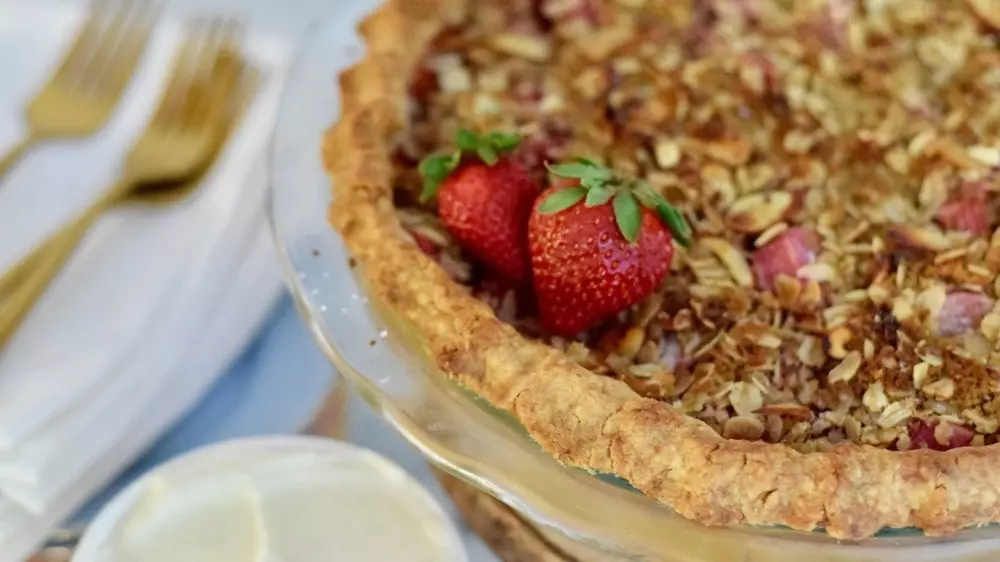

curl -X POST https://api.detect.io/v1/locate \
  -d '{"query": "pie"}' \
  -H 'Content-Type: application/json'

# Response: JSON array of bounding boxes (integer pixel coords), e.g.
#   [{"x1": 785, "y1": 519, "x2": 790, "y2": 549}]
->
[{"x1": 325, "y1": 0, "x2": 1000, "y2": 539}]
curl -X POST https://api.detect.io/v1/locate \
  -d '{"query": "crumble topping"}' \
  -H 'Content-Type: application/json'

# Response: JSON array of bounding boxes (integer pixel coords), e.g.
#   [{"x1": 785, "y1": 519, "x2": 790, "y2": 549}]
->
[{"x1": 393, "y1": 0, "x2": 1000, "y2": 452}]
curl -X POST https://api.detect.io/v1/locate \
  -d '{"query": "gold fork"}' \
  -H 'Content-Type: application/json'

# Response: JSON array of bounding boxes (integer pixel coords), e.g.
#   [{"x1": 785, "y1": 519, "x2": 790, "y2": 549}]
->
[
  {"x1": 0, "y1": 0, "x2": 157, "y2": 185},
  {"x1": 0, "y1": 20, "x2": 251, "y2": 350}
]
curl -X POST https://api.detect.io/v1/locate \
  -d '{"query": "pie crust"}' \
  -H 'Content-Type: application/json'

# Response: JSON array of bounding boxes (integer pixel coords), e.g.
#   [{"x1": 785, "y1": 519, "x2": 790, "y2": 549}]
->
[{"x1": 325, "y1": 0, "x2": 1000, "y2": 539}]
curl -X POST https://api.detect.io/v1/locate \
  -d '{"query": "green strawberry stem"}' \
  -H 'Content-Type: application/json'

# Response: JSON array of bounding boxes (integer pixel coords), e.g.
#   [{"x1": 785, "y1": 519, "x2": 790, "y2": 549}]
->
[
  {"x1": 418, "y1": 129, "x2": 522, "y2": 203},
  {"x1": 540, "y1": 161, "x2": 692, "y2": 247}
]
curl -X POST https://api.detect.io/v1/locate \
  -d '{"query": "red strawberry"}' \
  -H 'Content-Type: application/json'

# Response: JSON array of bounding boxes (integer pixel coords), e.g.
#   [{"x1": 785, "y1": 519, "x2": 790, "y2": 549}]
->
[
  {"x1": 419, "y1": 130, "x2": 540, "y2": 283},
  {"x1": 527, "y1": 161, "x2": 691, "y2": 336}
]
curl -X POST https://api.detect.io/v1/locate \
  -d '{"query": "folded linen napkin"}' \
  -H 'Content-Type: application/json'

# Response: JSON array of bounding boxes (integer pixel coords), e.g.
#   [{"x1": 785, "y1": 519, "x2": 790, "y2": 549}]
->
[
  {"x1": 0, "y1": 2, "x2": 289, "y2": 451},
  {"x1": 0, "y1": 0, "x2": 291, "y2": 521},
  {"x1": 0, "y1": 222, "x2": 283, "y2": 562}
]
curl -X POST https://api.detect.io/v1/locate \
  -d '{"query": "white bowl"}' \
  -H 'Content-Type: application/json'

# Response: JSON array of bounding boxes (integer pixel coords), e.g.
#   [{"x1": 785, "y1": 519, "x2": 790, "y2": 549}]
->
[{"x1": 72, "y1": 436, "x2": 468, "y2": 562}]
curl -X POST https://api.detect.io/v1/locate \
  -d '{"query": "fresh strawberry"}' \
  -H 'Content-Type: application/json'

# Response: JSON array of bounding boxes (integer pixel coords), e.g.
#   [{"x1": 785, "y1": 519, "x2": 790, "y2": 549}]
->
[
  {"x1": 527, "y1": 161, "x2": 691, "y2": 336},
  {"x1": 419, "y1": 130, "x2": 540, "y2": 283}
]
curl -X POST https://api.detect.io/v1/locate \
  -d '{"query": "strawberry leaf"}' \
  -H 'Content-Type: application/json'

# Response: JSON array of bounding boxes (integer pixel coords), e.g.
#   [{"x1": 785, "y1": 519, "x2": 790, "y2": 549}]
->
[
  {"x1": 456, "y1": 129, "x2": 480, "y2": 151},
  {"x1": 613, "y1": 191, "x2": 642, "y2": 244},
  {"x1": 539, "y1": 186, "x2": 587, "y2": 214},
  {"x1": 477, "y1": 144, "x2": 500, "y2": 166},
  {"x1": 546, "y1": 162, "x2": 612, "y2": 181},
  {"x1": 584, "y1": 185, "x2": 614, "y2": 207},
  {"x1": 633, "y1": 183, "x2": 665, "y2": 209},
  {"x1": 657, "y1": 203, "x2": 691, "y2": 247},
  {"x1": 418, "y1": 151, "x2": 461, "y2": 202},
  {"x1": 485, "y1": 131, "x2": 521, "y2": 151}
]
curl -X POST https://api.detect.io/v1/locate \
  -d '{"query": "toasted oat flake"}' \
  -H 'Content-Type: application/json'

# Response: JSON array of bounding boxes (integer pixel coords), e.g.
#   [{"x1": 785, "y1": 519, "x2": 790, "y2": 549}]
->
[
  {"x1": 726, "y1": 192, "x2": 793, "y2": 233},
  {"x1": 828, "y1": 352, "x2": 862, "y2": 384},
  {"x1": 488, "y1": 34, "x2": 552, "y2": 61},
  {"x1": 968, "y1": 145, "x2": 1000, "y2": 167},
  {"x1": 729, "y1": 382, "x2": 764, "y2": 417},
  {"x1": 796, "y1": 263, "x2": 835, "y2": 282},
  {"x1": 701, "y1": 237, "x2": 754, "y2": 287},
  {"x1": 877, "y1": 399, "x2": 916, "y2": 428},
  {"x1": 923, "y1": 378, "x2": 956, "y2": 400},
  {"x1": 755, "y1": 222, "x2": 789, "y2": 247}
]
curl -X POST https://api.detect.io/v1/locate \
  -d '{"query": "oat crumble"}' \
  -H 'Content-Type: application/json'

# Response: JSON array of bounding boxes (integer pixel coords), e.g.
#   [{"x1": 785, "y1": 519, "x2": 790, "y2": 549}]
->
[{"x1": 393, "y1": 0, "x2": 1000, "y2": 453}]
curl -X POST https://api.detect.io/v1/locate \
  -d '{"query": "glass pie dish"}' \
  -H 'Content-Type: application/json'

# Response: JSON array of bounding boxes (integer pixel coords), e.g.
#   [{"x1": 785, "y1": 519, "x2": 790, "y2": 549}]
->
[{"x1": 268, "y1": 7, "x2": 1000, "y2": 562}]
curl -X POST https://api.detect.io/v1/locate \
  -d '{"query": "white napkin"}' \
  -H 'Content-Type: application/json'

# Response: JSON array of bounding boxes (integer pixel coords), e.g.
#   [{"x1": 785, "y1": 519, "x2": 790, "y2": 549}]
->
[
  {"x1": 0, "y1": 2, "x2": 289, "y2": 448},
  {"x1": 0, "y1": 0, "x2": 291, "y2": 515},
  {"x1": 0, "y1": 222, "x2": 284, "y2": 562}
]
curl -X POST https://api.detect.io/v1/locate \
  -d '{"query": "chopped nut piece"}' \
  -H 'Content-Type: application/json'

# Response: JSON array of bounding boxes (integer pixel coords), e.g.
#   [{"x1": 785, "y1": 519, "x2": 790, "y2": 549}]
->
[
  {"x1": 912, "y1": 362, "x2": 930, "y2": 389},
  {"x1": 726, "y1": 192, "x2": 793, "y2": 233},
  {"x1": 888, "y1": 225, "x2": 951, "y2": 252},
  {"x1": 797, "y1": 335, "x2": 827, "y2": 367},
  {"x1": 488, "y1": 34, "x2": 552, "y2": 61},
  {"x1": 617, "y1": 326, "x2": 646, "y2": 360},
  {"x1": 723, "y1": 415, "x2": 765, "y2": 440},
  {"x1": 923, "y1": 378, "x2": 956, "y2": 400},
  {"x1": 828, "y1": 351, "x2": 862, "y2": 384},
  {"x1": 703, "y1": 138, "x2": 752, "y2": 167},
  {"x1": 967, "y1": 0, "x2": 1000, "y2": 28},
  {"x1": 653, "y1": 138, "x2": 681, "y2": 169},
  {"x1": 827, "y1": 326, "x2": 852, "y2": 359},
  {"x1": 579, "y1": 25, "x2": 634, "y2": 61},
  {"x1": 755, "y1": 403, "x2": 814, "y2": 420},
  {"x1": 963, "y1": 408, "x2": 1000, "y2": 434}
]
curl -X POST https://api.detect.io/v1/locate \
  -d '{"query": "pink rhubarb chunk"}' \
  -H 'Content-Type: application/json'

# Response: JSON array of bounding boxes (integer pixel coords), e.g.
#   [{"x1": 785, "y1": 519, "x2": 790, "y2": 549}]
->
[
  {"x1": 936, "y1": 182, "x2": 993, "y2": 235},
  {"x1": 937, "y1": 292, "x2": 994, "y2": 337},
  {"x1": 905, "y1": 420, "x2": 975, "y2": 451},
  {"x1": 752, "y1": 227, "x2": 821, "y2": 290}
]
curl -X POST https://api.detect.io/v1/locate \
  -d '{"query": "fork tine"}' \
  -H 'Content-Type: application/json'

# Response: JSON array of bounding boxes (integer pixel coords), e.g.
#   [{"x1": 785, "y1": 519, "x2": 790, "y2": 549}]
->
[
  {"x1": 48, "y1": 0, "x2": 109, "y2": 84},
  {"x1": 149, "y1": 19, "x2": 206, "y2": 126},
  {"x1": 180, "y1": 20, "x2": 236, "y2": 124},
  {"x1": 74, "y1": 0, "x2": 136, "y2": 92},
  {"x1": 96, "y1": 0, "x2": 159, "y2": 102},
  {"x1": 194, "y1": 19, "x2": 228, "y2": 80}
]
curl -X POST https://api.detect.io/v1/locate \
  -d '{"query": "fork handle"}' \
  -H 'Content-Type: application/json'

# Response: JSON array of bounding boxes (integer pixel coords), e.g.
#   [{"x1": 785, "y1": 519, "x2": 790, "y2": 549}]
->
[
  {"x1": 0, "y1": 182, "x2": 126, "y2": 349},
  {"x1": 0, "y1": 134, "x2": 40, "y2": 188}
]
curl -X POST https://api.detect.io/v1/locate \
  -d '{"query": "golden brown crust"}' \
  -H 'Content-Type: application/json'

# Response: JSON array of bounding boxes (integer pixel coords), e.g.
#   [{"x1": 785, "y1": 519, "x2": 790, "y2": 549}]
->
[{"x1": 325, "y1": 0, "x2": 1000, "y2": 539}]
